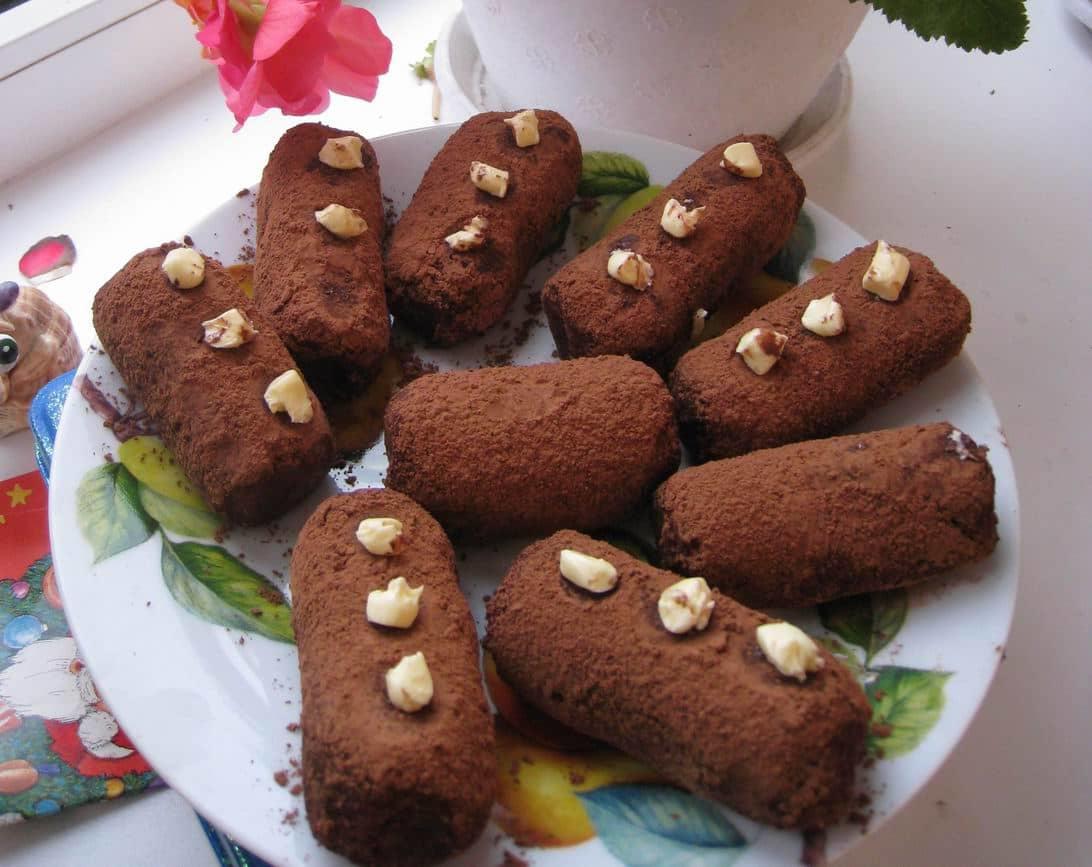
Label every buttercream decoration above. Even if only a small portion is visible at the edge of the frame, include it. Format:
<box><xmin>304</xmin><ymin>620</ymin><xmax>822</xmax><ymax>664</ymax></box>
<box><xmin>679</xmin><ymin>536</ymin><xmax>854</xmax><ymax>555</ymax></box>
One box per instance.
<box><xmin>18</xmin><ymin>235</ymin><xmax>77</xmax><ymax>284</ymax></box>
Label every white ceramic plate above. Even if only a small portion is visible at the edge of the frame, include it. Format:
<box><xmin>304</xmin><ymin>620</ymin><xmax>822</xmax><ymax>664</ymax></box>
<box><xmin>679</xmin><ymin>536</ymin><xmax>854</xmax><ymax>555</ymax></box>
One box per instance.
<box><xmin>49</xmin><ymin>124</ymin><xmax>1019</xmax><ymax>867</ymax></box>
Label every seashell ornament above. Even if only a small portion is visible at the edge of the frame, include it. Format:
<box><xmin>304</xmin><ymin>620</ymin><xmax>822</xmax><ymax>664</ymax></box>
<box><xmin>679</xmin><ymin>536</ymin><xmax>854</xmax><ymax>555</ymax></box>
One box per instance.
<box><xmin>0</xmin><ymin>282</ymin><xmax>82</xmax><ymax>438</ymax></box>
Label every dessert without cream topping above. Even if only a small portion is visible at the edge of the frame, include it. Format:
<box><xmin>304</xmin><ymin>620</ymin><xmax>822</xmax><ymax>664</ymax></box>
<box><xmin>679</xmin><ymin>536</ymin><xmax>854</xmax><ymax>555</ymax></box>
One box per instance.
<box><xmin>384</xmin><ymin>356</ymin><xmax>679</xmax><ymax>540</ymax></box>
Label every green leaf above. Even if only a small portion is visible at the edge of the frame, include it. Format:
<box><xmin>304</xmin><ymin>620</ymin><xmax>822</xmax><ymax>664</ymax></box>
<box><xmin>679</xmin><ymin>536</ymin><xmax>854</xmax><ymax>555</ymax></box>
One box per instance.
<box><xmin>579</xmin><ymin>151</ymin><xmax>650</xmax><ymax>197</ymax></box>
<box><xmin>137</xmin><ymin>483</ymin><xmax>221</xmax><ymax>540</ymax></box>
<box><xmin>76</xmin><ymin>463</ymin><xmax>156</xmax><ymax>562</ymax></box>
<box><xmin>578</xmin><ymin>784</ymin><xmax>748</xmax><ymax>867</ymax></box>
<box><xmin>118</xmin><ymin>435</ymin><xmax>208</xmax><ymax>511</ymax></box>
<box><xmin>818</xmin><ymin>588</ymin><xmax>908</xmax><ymax>664</ymax></box>
<box><xmin>410</xmin><ymin>39</ymin><xmax>436</xmax><ymax>79</ymax></box>
<box><xmin>570</xmin><ymin>195</ymin><xmax>625</xmax><ymax>251</ymax></box>
<box><xmin>602</xmin><ymin>184</ymin><xmax>664</xmax><ymax>236</ymax></box>
<box><xmin>763</xmin><ymin>208</ymin><xmax>816</xmax><ymax>284</ymax></box>
<box><xmin>855</xmin><ymin>0</ymin><xmax>1028</xmax><ymax>53</ymax></box>
<box><xmin>817</xmin><ymin>636</ymin><xmax>865</xmax><ymax>677</ymax></box>
<box><xmin>866</xmin><ymin>666</ymin><xmax>951</xmax><ymax>758</ymax></box>
<box><xmin>160</xmin><ymin>537</ymin><xmax>294</xmax><ymax>643</ymax></box>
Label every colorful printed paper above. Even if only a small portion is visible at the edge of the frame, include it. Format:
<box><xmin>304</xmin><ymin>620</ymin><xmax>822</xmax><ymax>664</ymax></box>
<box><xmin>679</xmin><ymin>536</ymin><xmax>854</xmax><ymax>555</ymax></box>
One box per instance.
<box><xmin>0</xmin><ymin>470</ymin><xmax>157</xmax><ymax>824</ymax></box>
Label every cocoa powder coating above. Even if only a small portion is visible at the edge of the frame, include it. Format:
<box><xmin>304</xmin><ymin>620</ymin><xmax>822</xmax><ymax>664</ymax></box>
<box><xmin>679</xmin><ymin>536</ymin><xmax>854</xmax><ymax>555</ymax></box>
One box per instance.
<box><xmin>255</xmin><ymin>123</ymin><xmax>390</xmax><ymax>389</ymax></box>
<box><xmin>655</xmin><ymin>423</ymin><xmax>999</xmax><ymax>608</ymax></box>
<box><xmin>383</xmin><ymin>356</ymin><xmax>680</xmax><ymax>540</ymax></box>
<box><xmin>385</xmin><ymin>110</ymin><xmax>582</xmax><ymax>345</ymax></box>
<box><xmin>291</xmin><ymin>489</ymin><xmax>494</xmax><ymax>866</ymax></box>
<box><xmin>91</xmin><ymin>244</ymin><xmax>334</xmax><ymax>525</ymax></box>
<box><xmin>542</xmin><ymin>133</ymin><xmax>805</xmax><ymax>368</ymax></box>
<box><xmin>486</xmin><ymin>531</ymin><xmax>871</xmax><ymax>829</ymax></box>
<box><xmin>670</xmin><ymin>243</ymin><xmax>972</xmax><ymax>461</ymax></box>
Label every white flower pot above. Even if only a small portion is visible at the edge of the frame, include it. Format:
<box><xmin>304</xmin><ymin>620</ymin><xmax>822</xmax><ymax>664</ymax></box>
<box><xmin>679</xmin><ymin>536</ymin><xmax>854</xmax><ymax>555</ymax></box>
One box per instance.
<box><xmin>461</xmin><ymin>0</ymin><xmax>867</xmax><ymax>147</ymax></box>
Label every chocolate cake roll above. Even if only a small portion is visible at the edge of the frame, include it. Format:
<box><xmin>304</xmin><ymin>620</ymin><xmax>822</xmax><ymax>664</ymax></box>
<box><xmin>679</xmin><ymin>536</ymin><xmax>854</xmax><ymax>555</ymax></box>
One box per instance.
<box><xmin>255</xmin><ymin>122</ymin><xmax>389</xmax><ymax>388</ymax></box>
<box><xmin>542</xmin><ymin>134</ymin><xmax>804</xmax><ymax>368</ymax></box>
<box><xmin>385</xmin><ymin>110</ymin><xmax>581</xmax><ymax>345</ymax></box>
<box><xmin>291</xmin><ymin>489</ymin><xmax>494</xmax><ymax>866</ymax></box>
<box><xmin>486</xmin><ymin>531</ymin><xmax>870</xmax><ymax>829</ymax></box>
<box><xmin>92</xmin><ymin>244</ymin><xmax>334</xmax><ymax>525</ymax></box>
<box><xmin>655</xmin><ymin>423</ymin><xmax>999</xmax><ymax>608</ymax></box>
<box><xmin>670</xmin><ymin>242</ymin><xmax>972</xmax><ymax>461</ymax></box>
<box><xmin>384</xmin><ymin>356</ymin><xmax>679</xmax><ymax>540</ymax></box>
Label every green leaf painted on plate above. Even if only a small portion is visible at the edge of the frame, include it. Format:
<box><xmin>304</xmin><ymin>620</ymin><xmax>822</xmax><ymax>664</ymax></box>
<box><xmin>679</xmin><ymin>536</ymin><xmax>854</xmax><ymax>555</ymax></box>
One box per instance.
<box><xmin>137</xmin><ymin>483</ymin><xmax>221</xmax><ymax>540</ymax></box>
<box><xmin>76</xmin><ymin>463</ymin><xmax>156</xmax><ymax>562</ymax></box>
<box><xmin>160</xmin><ymin>536</ymin><xmax>294</xmax><ymax>643</ymax></box>
<box><xmin>763</xmin><ymin>208</ymin><xmax>816</xmax><ymax>284</ymax></box>
<box><xmin>853</xmin><ymin>0</ymin><xmax>1028</xmax><ymax>54</ymax></box>
<box><xmin>118</xmin><ymin>435</ymin><xmax>208</xmax><ymax>511</ymax></box>
<box><xmin>602</xmin><ymin>184</ymin><xmax>664</xmax><ymax>236</ymax></box>
<box><xmin>818</xmin><ymin>588</ymin><xmax>908</xmax><ymax>664</ymax></box>
<box><xmin>578</xmin><ymin>784</ymin><xmax>747</xmax><ymax>867</ymax></box>
<box><xmin>817</xmin><ymin>636</ymin><xmax>865</xmax><ymax>678</ymax></box>
<box><xmin>570</xmin><ymin>195</ymin><xmax>624</xmax><ymax>251</ymax></box>
<box><xmin>866</xmin><ymin>666</ymin><xmax>951</xmax><ymax>758</ymax></box>
<box><xmin>579</xmin><ymin>151</ymin><xmax>650</xmax><ymax>197</ymax></box>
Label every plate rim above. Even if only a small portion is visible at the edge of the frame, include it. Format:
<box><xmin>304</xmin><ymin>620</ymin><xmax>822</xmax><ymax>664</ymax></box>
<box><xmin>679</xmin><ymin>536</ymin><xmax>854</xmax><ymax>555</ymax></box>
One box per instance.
<box><xmin>46</xmin><ymin>121</ymin><xmax>1021</xmax><ymax>867</ymax></box>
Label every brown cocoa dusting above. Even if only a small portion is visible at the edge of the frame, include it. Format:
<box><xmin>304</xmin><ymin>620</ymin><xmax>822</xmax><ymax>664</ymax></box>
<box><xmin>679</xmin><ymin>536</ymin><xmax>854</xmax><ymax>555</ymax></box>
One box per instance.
<box><xmin>287</xmin><ymin>722</ymin><xmax>300</xmax><ymax>733</ymax></box>
<box><xmin>281</xmin><ymin>809</ymin><xmax>299</xmax><ymax>826</ymax></box>
<box><xmin>273</xmin><ymin>770</ymin><xmax>289</xmax><ymax>787</ymax></box>
<box><xmin>290</xmin><ymin>783</ymin><xmax>303</xmax><ymax>796</ymax></box>
<box><xmin>236</xmin><ymin>188</ymin><xmax>251</xmax><ymax>198</ymax></box>
<box><xmin>183</xmin><ymin>235</ymin><xmax>195</xmax><ymax>247</ymax></box>
<box><xmin>870</xmin><ymin>722</ymin><xmax>893</xmax><ymax>739</ymax></box>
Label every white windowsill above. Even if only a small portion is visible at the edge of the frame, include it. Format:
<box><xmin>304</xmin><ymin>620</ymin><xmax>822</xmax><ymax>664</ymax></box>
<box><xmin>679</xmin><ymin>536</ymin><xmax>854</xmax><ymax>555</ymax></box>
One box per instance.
<box><xmin>0</xmin><ymin>0</ymin><xmax>206</xmax><ymax>183</ymax></box>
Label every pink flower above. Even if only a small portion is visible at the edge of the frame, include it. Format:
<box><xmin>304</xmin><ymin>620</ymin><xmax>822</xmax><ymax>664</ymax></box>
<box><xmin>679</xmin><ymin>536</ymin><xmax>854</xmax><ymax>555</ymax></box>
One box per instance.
<box><xmin>191</xmin><ymin>0</ymin><xmax>392</xmax><ymax>129</ymax></box>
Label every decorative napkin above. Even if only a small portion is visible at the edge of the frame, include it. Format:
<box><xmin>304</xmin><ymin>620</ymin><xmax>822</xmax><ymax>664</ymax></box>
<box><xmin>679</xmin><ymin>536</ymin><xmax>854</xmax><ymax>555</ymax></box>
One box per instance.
<box><xmin>0</xmin><ymin>461</ymin><xmax>158</xmax><ymax>823</ymax></box>
<box><xmin>14</xmin><ymin>372</ymin><xmax>270</xmax><ymax>866</ymax></box>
